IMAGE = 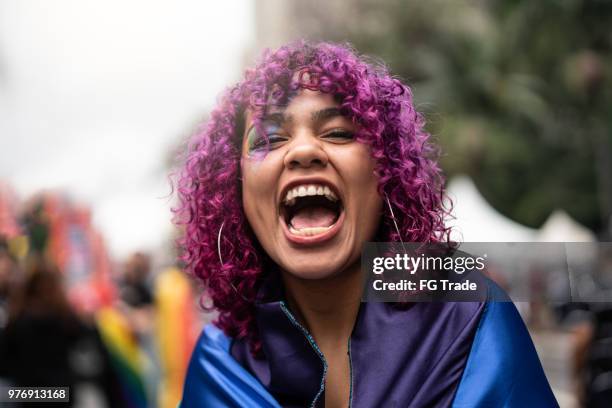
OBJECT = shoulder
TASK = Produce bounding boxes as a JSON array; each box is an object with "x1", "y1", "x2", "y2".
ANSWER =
[
  {"x1": 180, "y1": 324, "x2": 280, "y2": 408},
  {"x1": 452, "y1": 281, "x2": 558, "y2": 407}
]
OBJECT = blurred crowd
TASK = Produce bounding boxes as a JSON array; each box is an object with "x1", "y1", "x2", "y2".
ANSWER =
[{"x1": 0, "y1": 184, "x2": 202, "y2": 408}]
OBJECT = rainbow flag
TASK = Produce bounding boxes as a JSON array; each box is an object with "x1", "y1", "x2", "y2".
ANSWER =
[
  {"x1": 97, "y1": 306, "x2": 149, "y2": 408},
  {"x1": 155, "y1": 267, "x2": 199, "y2": 408}
]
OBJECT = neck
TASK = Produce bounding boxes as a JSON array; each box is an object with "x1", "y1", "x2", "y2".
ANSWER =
[{"x1": 281, "y1": 263, "x2": 362, "y2": 348}]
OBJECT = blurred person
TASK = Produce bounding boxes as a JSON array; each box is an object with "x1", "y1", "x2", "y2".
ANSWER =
[
  {"x1": 582, "y1": 303, "x2": 612, "y2": 407},
  {"x1": 20, "y1": 199, "x2": 49, "y2": 255},
  {"x1": 0, "y1": 237, "x2": 19, "y2": 406},
  {"x1": 0, "y1": 259, "x2": 85, "y2": 406},
  {"x1": 0, "y1": 238, "x2": 18, "y2": 331},
  {"x1": 119, "y1": 252, "x2": 153, "y2": 311},
  {"x1": 115, "y1": 252, "x2": 158, "y2": 407},
  {"x1": 549, "y1": 251, "x2": 607, "y2": 407},
  {"x1": 571, "y1": 304, "x2": 612, "y2": 408},
  {"x1": 570, "y1": 249, "x2": 612, "y2": 408},
  {"x1": 175, "y1": 41, "x2": 557, "y2": 407}
]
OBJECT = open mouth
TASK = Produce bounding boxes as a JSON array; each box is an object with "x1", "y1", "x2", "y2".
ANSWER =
[{"x1": 280, "y1": 184, "x2": 344, "y2": 241}]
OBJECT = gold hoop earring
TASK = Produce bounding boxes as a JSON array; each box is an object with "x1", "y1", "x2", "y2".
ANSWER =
[{"x1": 384, "y1": 194, "x2": 405, "y2": 245}]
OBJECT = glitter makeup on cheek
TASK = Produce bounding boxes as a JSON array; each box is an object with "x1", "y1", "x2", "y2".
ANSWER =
[
  {"x1": 244, "y1": 126, "x2": 270, "y2": 162},
  {"x1": 246, "y1": 123, "x2": 282, "y2": 156},
  {"x1": 246, "y1": 126, "x2": 262, "y2": 153}
]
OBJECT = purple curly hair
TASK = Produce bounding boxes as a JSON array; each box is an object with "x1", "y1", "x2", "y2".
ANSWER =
[{"x1": 174, "y1": 41, "x2": 450, "y2": 354}]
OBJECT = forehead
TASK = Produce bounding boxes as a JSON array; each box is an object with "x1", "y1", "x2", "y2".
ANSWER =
[{"x1": 243, "y1": 89, "x2": 339, "y2": 126}]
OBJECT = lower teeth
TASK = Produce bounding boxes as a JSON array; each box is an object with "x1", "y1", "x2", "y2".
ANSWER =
[{"x1": 289, "y1": 225, "x2": 333, "y2": 236}]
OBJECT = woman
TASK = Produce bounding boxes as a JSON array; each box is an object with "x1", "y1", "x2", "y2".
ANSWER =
[
  {"x1": 175, "y1": 41, "x2": 558, "y2": 407},
  {"x1": 0, "y1": 261, "x2": 86, "y2": 407}
]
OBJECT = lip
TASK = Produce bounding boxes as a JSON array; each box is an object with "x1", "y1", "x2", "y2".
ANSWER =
[
  {"x1": 280, "y1": 209, "x2": 345, "y2": 246},
  {"x1": 278, "y1": 177, "x2": 343, "y2": 208},
  {"x1": 277, "y1": 176, "x2": 345, "y2": 246}
]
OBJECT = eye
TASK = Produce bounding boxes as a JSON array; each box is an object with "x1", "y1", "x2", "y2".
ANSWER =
[
  {"x1": 246, "y1": 126, "x2": 288, "y2": 153},
  {"x1": 322, "y1": 129, "x2": 354, "y2": 142}
]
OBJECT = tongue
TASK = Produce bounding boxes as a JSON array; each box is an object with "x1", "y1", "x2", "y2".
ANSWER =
[{"x1": 290, "y1": 206, "x2": 337, "y2": 229}]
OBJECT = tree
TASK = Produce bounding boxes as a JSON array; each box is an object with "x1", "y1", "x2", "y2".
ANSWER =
[{"x1": 259, "y1": 0, "x2": 612, "y2": 237}]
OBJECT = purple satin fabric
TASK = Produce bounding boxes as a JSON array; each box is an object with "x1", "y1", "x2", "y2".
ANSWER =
[
  {"x1": 233, "y1": 301, "x2": 325, "y2": 407},
  {"x1": 231, "y1": 272, "x2": 486, "y2": 407},
  {"x1": 349, "y1": 302, "x2": 484, "y2": 407}
]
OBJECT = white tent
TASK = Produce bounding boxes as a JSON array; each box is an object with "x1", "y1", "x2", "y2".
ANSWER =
[
  {"x1": 446, "y1": 175, "x2": 596, "y2": 243},
  {"x1": 446, "y1": 175, "x2": 538, "y2": 242},
  {"x1": 537, "y1": 210, "x2": 596, "y2": 242}
]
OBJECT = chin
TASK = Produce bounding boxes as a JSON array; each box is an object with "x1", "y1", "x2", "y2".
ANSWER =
[
  {"x1": 285, "y1": 265, "x2": 337, "y2": 280},
  {"x1": 277, "y1": 249, "x2": 355, "y2": 281}
]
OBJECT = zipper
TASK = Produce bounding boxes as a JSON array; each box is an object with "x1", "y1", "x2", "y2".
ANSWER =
[
  {"x1": 348, "y1": 337, "x2": 354, "y2": 408},
  {"x1": 279, "y1": 301, "x2": 328, "y2": 408}
]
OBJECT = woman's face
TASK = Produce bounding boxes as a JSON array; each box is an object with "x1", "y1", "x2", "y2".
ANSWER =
[{"x1": 240, "y1": 89, "x2": 383, "y2": 280}]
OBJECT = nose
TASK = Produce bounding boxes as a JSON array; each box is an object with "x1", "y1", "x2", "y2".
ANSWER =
[{"x1": 283, "y1": 134, "x2": 328, "y2": 170}]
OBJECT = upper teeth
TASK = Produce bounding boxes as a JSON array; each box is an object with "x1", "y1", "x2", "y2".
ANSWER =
[{"x1": 283, "y1": 184, "x2": 338, "y2": 205}]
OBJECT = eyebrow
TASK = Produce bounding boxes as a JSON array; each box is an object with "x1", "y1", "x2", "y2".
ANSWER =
[
  {"x1": 262, "y1": 112, "x2": 292, "y2": 126},
  {"x1": 311, "y1": 107, "x2": 343, "y2": 123},
  {"x1": 260, "y1": 107, "x2": 344, "y2": 127}
]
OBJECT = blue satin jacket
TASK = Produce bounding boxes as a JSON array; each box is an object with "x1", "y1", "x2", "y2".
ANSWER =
[{"x1": 181, "y1": 277, "x2": 558, "y2": 407}]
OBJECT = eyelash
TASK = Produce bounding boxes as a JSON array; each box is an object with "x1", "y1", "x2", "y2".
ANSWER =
[
  {"x1": 322, "y1": 129, "x2": 354, "y2": 140},
  {"x1": 250, "y1": 134, "x2": 287, "y2": 151},
  {"x1": 248, "y1": 128, "x2": 354, "y2": 152}
]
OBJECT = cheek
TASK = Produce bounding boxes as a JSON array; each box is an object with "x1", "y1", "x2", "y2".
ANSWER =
[
  {"x1": 242, "y1": 157, "x2": 273, "y2": 196},
  {"x1": 341, "y1": 145, "x2": 379, "y2": 191},
  {"x1": 340, "y1": 145, "x2": 382, "y2": 225},
  {"x1": 241, "y1": 156, "x2": 280, "y2": 221}
]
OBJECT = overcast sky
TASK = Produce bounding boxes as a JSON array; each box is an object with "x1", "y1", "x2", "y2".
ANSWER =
[{"x1": 0, "y1": 0, "x2": 254, "y2": 258}]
